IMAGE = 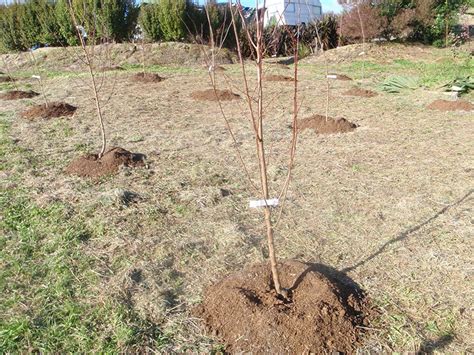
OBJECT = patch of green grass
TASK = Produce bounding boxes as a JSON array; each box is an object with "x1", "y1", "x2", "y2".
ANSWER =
[
  {"x1": 129, "y1": 134, "x2": 144, "y2": 143},
  {"x1": 0, "y1": 117, "x2": 170, "y2": 352},
  {"x1": 174, "y1": 203, "x2": 189, "y2": 216},
  {"x1": 43, "y1": 120, "x2": 74, "y2": 140},
  {"x1": 0, "y1": 115, "x2": 30, "y2": 171},
  {"x1": 349, "y1": 61, "x2": 387, "y2": 73},
  {"x1": 346, "y1": 56, "x2": 474, "y2": 89},
  {"x1": 0, "y1": 190, "x2": 170, "y2": 352},
  {"x1": 392, "y1": 59, "x2": 413, "y2": 67},
  {"x1": 121, "y1": 63, "x2": 199, "y2": 74},
  {"x1": 0, "y1": 82, "x2": 15, "y2": 91},
  {"x1": 12, "y1": 69, "x2": 82, "y2": 80},
  {"x1": 73, "y1": 142, "x2": 93, "y2": 153}
]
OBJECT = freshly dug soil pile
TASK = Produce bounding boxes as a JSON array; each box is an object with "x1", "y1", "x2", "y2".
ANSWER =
[
  {"x1": 131, "y1": 72, "x2": 164, "y2": 83},
  {"x1": 66, "y1": 147, "x2": 145, "y2": 178},
  {"x1": 0, "y1": 76, "x2": 15, "y2": 82},
  {"x1": 329, "y1": 73, "x2": 353, "y2": 81},
  {"x1": 343, "y1": 88, "x2": 378, "y2": 97},
  {"x1": 196, "y1": 261, "x2": 372, "y2": 353},
  {"x1": 1, "y1": 90, "x2": 39, "y2": 100},
  {"x1": 299, "y1": 114, "x2": 357, "y2": 134},
  {"x1": 21, "y1": 102, "x2": 77, "y2": 120},
  {"x1": 266, "y1": 74, "x2": 294, "y2": 82},
  {"x1": 191, "y1": 89, "x2": 240, "y2": 101},
  {"x1": 427, "y1": 99, "x2": 474, "y2": 111}
]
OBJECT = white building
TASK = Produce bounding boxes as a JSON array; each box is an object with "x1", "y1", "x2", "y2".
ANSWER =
[{"x1": 260, "y1": 0, "x2": 323, "y2": 26}]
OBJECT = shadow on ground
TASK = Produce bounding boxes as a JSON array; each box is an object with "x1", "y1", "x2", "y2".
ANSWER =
[{"x1": 343, "y1": 189, "x2": 473, "y2": 273}]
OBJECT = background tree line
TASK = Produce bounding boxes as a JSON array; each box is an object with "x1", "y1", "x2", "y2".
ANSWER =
[
  {"x1": 0, "y1": 0, "x2": 471, "y2": 53},
  {"x1": 339, "y1": 0, "x2": 472, "y2": 47}
]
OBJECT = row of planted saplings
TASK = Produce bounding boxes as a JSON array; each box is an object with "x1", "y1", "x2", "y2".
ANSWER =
[{"x1": 1, "y1": 3, "x2": 377, "y2": 352}]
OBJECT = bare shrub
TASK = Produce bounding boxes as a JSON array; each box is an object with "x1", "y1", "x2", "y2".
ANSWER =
[{"x1": 339, "y1": 0, "x2": 387, "y2": 43}]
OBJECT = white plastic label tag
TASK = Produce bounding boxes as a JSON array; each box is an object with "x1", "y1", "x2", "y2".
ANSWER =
[
  {"x1": 326, "y1": 75, "x2": 337, "y2": 79},
  {"x1": 249, "y1": 198, "x2": 279, "y2": 208},
  {"x1": 32, "y1": 75, "x2": 41, "y2": 79}
]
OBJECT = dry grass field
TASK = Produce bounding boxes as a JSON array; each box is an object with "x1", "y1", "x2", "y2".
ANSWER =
[{"x1": 1, "y1": 42, "x2": 473, "y2": 352}]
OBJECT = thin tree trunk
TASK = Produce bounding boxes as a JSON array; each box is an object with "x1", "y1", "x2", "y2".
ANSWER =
[
  {"x1": 29, "y1": 51, "x2": 49, "y2": 107},
  {"x1": 68, "y1": 1, "x2": 107, "y2": 158},
  {"x1": 356, "y1": 4, "x2": 366, "y2": 79},
  {"x1": 2, "y1": 58, "x2": 19, "y2": 91},
  {"x1": 445, "y1": 0, "x2": 449, "y2": 48},
  {"x1": 142, "y1": 40, "x2": 146, "y2": 76},
  {"x1": 255, "y1": 3, "x2": 283, "y2": 296}
]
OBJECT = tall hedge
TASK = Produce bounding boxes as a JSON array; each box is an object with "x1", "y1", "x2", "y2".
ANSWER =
[
  {"x1": 96, "y1": 0, "x2": 138, "y2": 42},
  {"x1": 36, "y1": 0, "x2": 62, "y2": 46},
  {"x1": 0, "y1": 0, "x2": 138, "y2": 51},
  {"x1": 0, "y1": 4, "x2": 24, "y2": 51},
  {"x1": 139, "y1": 2, "x2": 161, "y2": 41},
  {"x1": 157, "y1": 0, "x2": 187, "y2": 41},
  {"x1": 55, "y1": 0, "x2": 78, "y2": 45}
]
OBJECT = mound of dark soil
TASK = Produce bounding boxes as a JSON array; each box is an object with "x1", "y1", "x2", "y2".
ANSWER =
[
  {"x1": 329, "y1": 73, "x2": 353, "y2": 81},
  {"x1": 66, "y1": 147, "x2": 145, "y2": 178},
  {"x1": 196, "y1": 261, "x2": 372, "y2": 353},
  {"x1": 131, "y1": 72, "x2": 164, "y2": 83},
  {"x1": 0, "y1": 76, "x2": 15, "y2": 83},
  {"x1": 191, "y1": 89, "x2": 240, "y2": 101},
  {"x1": 21, "y1": 102, "x2": 77, "y2": 120},
  {"x1": 1, "y1": 90, "x2": 39, "y2": 100},
  {"x1": 427, "y1": 99, "x2": 474, "y2": 111},
  {"x1": 343, "y1": 88, "x2": 378, "y2": 97},
  {"x1": 299, "y1": 114, "x2": 357, "y2": 134},
  {"x1": 266, "y1": 74, "x2": 294, "y2": 82}
]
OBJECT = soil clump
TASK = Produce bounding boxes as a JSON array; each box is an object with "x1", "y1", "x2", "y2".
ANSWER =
[
  {"x1": 21, "y1": 102, "x2": 77, "y2": 119},
  {"x1": 131, "y1": 73, "x2": 164, "y2": 83},
  {"x1": 266, "y1": 74, "x2": 294, "y2": 82},
  {"x1": 1, "y1": 90, "x2": 39, "y2": 100},
  {"x1": 299, "y1": 114, "x2": 357, "y2": 134},
  {"x1": 196, "y1": 261, "x2": 372, "y2": 353},
  {"x1": 66, "y1": 147, "x2": 145, "y2": 178},
  {"x1": 427, "y1": 99, "x2": 474, "y2": 111},
  {"x1": 191, "y1": 89, "x2": 240, "y2": 101}
]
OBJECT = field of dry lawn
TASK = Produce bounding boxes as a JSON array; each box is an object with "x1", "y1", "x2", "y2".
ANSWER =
[{"x1": 1, "y1": 42, "x2": 473, "y2": 352}]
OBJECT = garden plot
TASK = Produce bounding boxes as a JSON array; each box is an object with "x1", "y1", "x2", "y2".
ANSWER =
[{"x1": 1, "y1": 44, "x2": 473, "y2": 353}]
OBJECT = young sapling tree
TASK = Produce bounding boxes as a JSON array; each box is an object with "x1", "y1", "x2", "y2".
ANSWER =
[
  {"x1": 68, "y1": 0, "x2": 107, "y2": 158},
  {"x1": 29, "y1": 50, "x2": 49, "y2": 107},
  {"x1": 203, "y1": 0, "x2": 303, "y2": 298}
]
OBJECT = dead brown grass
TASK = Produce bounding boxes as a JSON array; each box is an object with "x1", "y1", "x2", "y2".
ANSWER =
[
  {"x1": 3, "y1": 47, "x2": 473, "y2": 353},
  {"x1": 0, "y1": 43, "x2": 237, "y2": 72}
]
